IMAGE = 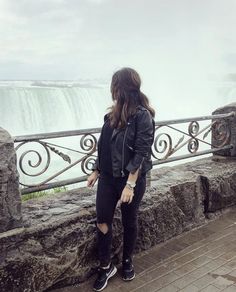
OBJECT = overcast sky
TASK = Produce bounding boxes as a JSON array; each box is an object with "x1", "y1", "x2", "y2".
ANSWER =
[{"x1": 0, "y1": 0, "x2": 235, "y2": 82}]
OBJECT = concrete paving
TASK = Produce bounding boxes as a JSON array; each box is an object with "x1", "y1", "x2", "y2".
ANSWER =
[{"x1": 51, "y1": 207, "x2": 236, "y2": 292}]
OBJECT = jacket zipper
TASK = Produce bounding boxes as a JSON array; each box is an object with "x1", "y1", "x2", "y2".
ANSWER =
[{"x1": 121, "y1": 122, "x2": 130, "y2": 177}]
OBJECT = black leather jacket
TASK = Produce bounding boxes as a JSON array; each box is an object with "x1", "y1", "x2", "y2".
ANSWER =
[{"x1": 92, "y1": 106, "x2": 155, "y2": 177}]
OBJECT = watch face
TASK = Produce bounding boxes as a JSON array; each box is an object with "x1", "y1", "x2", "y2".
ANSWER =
[{"x1": 127, "y1": 181, "x2": 136, "y2": 188}]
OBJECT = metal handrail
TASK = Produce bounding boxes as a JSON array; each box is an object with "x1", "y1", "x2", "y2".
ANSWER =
[
  {"x1": 13, "y1": 111, "x2": 235, "y2": 195},
  {"x1": 13, "y1": 112, "x2": 235, "y2": 142},
  {"x1": 155, "y1": 112, "x2": 235, "y2": 126}
]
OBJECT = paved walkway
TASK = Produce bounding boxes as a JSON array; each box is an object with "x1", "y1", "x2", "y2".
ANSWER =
[{"x1": 52, "y1": 207, "x2": 236, "y2": 292}]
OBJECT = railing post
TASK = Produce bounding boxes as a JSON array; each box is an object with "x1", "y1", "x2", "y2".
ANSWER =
[
  {"x1": 0, "y1": 127, "x2": 22, "y2": 232},
  {"x1": 212, "y1": 102, "x2": 236, "y2": 157}
]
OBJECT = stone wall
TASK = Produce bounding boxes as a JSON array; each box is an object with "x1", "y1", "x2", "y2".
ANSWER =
[{"x1": 1, "y1": 157, "x2": 236, "y2": 292}]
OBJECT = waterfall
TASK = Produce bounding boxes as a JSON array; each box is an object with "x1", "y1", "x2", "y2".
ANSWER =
[
  {"x1": 0, "y1": 79, "x2": 235, "y2": 137},
  {"x1": 0, "y1": 79, "x2": 235, "y2": 189},
  {"x1": 0, "y1": 80, "x2": 110, "y2": 136}
]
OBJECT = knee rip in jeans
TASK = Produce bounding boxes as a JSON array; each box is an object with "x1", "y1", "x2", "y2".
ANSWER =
[{"x1": 97, "y1": 223, "x2": 109, "y2": 234}]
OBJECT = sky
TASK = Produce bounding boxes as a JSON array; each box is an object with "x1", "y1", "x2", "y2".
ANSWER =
[
  {"x1": 0, "y1": 0, "x2": 235, "y2": 81},
  {"x1": 0, "y1": 0, "x2": 236, "y2": 119}
]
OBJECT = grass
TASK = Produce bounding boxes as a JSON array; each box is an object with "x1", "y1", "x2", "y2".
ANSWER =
[{"x1": 21, "y1": 186, "x2": 67, "y2": 202}]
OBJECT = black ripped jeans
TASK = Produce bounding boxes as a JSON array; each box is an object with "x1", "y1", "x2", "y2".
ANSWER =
[{"x1": 96, "y1": 172, "x2": 146, "y2": 267}]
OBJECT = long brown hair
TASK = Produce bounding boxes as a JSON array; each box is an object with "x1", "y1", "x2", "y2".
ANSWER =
[{"x1": 108, "y1": 67, "x2": 155, "y2": 128}]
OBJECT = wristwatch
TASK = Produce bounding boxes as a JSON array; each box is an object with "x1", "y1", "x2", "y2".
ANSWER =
[{"x1": 126, "y1": 180, "x2": 136, "y2": 190}]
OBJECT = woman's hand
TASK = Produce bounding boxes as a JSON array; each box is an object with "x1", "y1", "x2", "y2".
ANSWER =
[
  {"x1": 87, "y1": 170, "x2": 99, "y2": 187},
  {"x1": 120, "y1": 186, "x2": 134, "y2": 204}
]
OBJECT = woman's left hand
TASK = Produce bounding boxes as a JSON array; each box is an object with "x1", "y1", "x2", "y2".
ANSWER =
[{"x1": 120, "y1": 186, "x2": 134, "y2": 204}]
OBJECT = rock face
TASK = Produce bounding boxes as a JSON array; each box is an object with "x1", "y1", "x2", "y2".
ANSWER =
[
  {"x1": 212, "y1": 102, "x2": 236, "y2": 157},
  {"x1": 0, "y1": 157, "x2": 236, "y2": 292},
  {"x1": 0, "y1": 127, "x2": 22, "y2": 233}
]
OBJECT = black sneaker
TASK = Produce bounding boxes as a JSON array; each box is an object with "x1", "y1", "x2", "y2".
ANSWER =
[
  {"x1": 122, "y1": 258, "x2": 135, "y2": 281},
  {"x1": 93, "y1": 263, "x2": 117, "y2": 291}
]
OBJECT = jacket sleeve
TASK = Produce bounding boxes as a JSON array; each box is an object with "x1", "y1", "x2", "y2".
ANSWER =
[
  {"x1": 91, "y1": 114, "x2": 108, "y2": 172},
  {"x1": 91, "y1": 133, "x2": 102, "y2": 172},
  {"x1": 126, "y1": 109, "x2": 154, "y2": 174}
]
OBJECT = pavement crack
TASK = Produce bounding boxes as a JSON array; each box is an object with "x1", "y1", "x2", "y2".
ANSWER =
[{"x1": 209, "y1": 272, "x2": 236, "y2": 283}]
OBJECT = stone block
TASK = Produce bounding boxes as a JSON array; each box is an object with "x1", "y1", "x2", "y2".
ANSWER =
[
  {"x1": 212, "y1": 103, "x2": 236, "y2": 157},
  {"x1": 0, "y1": 127, "x2": 22, "y2": 233}
]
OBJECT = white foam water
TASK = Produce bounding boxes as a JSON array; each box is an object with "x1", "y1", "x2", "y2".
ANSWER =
[{"x1": 0, "y1": 80, "x2": 111, "y2": 136}]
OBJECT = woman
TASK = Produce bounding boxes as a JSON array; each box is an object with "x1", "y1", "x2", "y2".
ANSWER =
[{"x1": 87, "y1": 67, "x2": 155, "y2": 291}]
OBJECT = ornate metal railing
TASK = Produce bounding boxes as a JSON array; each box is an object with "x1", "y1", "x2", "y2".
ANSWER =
[{"x1": 13, "y1": 112, "x2": 235, "y2": 195}]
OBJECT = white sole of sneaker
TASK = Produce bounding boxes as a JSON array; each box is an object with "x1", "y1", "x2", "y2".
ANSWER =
[{"x1": 93, "y1": 266, "x2": 117, "y2": 292}]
